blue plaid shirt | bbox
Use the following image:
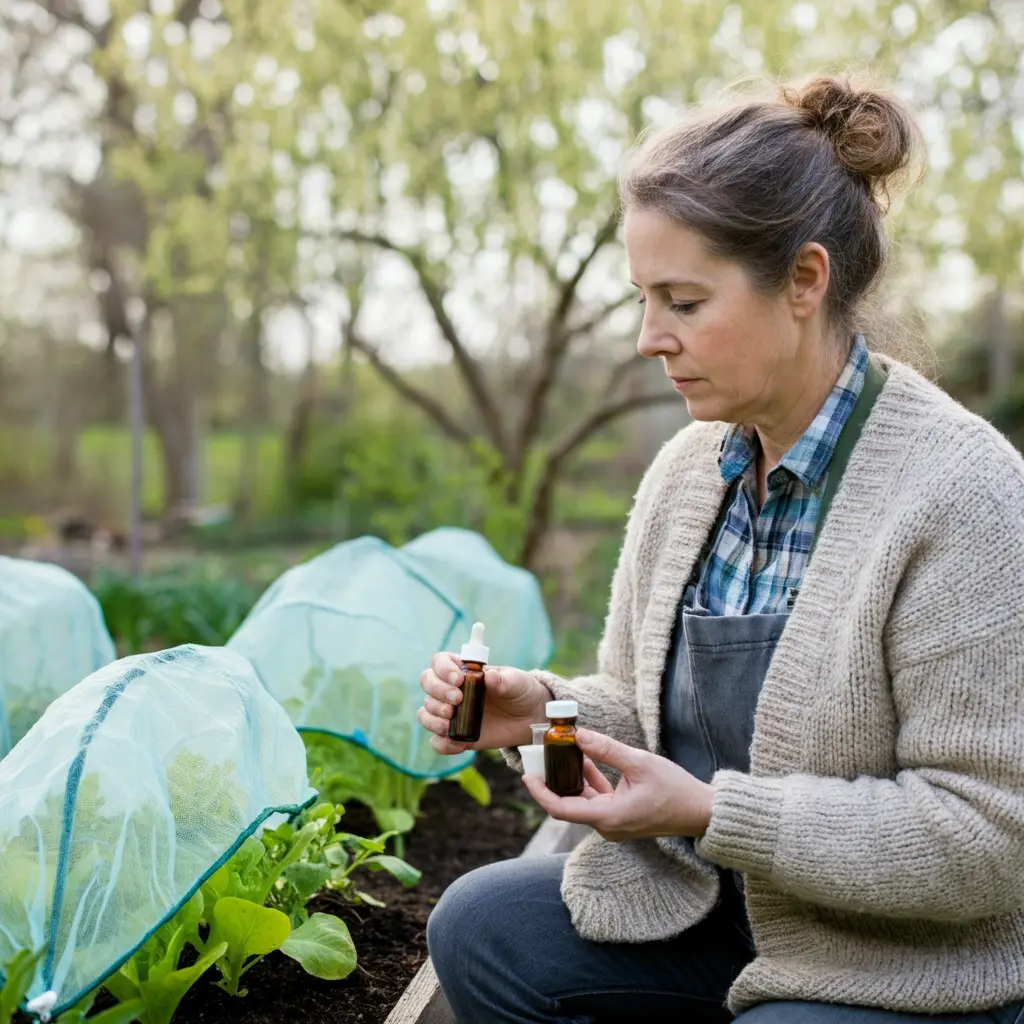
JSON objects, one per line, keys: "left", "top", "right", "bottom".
{"left": 697, "top": 336, "right": 869, "bottom": 616}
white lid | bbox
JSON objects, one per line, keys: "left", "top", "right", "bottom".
{"left": 546, "top": 699, "right": 578, "bottom": 719}
{"left": 460, "top": 621, "right": 489, "bottom": 663}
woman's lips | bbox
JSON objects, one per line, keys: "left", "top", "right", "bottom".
{"left": 670, "top": 377, "right": 701, "bottom": 392}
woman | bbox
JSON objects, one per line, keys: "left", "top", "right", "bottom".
{"left": 417, "top": 76, "right": 1024, "bottom": 1023}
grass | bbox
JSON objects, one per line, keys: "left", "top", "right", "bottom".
{"left": 76, "top": 427, "right": 284, "bottom": 518}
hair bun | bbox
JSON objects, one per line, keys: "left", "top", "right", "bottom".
{"left": 783, "top": 76, "right": 922, "bottom": 204}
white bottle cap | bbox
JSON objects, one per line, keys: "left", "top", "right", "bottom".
{"left": 546, "top": 699, "right": 578, "bottom": 719}
{"left": 460, "top": 621, "right": 489, "bottom": 663}
{"left": 518, "top": 744, "right": 546, "bottom": 778}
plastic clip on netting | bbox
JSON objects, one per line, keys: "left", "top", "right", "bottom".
{"left": 0, "top": 644, "right": 315, "bottom": 1016}
{"left": 0, "top": 557, "right": 115, "bottom": 758}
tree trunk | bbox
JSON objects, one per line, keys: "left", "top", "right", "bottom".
{"left": 236, "top": 312, "right": 267, "bottom": 519}
{"left": 986, "top": 288, "right": 1013, "bottom": 397}
{"left": 518, "top": 465, "right": 557, "bottom": 573}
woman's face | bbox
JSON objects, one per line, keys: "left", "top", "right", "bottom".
{"left": 624, "top": 208, "right": 812, "bottom": 425}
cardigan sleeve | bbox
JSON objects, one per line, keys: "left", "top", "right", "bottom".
{"left": 697, "top": 453, "right": 1024, "bottom": 921}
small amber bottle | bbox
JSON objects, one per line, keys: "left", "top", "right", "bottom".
{"left": 544, "top": 700, "right": 584, "bottom": 796}
{"left": 448, "top": 622, "right": 489, "bottom": 743}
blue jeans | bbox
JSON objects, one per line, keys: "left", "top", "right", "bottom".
{"left": 427, "top": 855, "right": 1024, "bottom": 1024}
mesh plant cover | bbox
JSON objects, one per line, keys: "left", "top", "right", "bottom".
{"left": 0, "top": 557, "right": 115, "bottom": 758}
{"left": 0, "top": 644, "right": 314, "bottom": 1015}
{"left": 402, "top": 527, "right": 553, "bottom": 670}
{"left": 227, "top": 536, "right": 475, "bottom": 778}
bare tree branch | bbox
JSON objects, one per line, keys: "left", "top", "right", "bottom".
{"left": 347, "top": 327, "right": 474, "bottom": 446}
{"left": 566, "top": 290, "right": 637, "bottom": 341}
{"left": 552, "top": 391, "right": 679, "bottom": 466}
{"left": 337, "top": 228, "right": 506, "bottom": 453}
{"left": 597, "top": 351, "right": 647, "bottom": 403}
{"left": 513, "top": 207, "right": 622, "bottom": 467}
{"left": 518, "top": 389, "right": 680, "bottom": 568}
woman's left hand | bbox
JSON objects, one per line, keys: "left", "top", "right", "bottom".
{"left": 523, "top": 728, "right": 715, "bottom": 842}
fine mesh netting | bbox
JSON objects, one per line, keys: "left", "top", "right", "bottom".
{"left": 402, "top": 527, "right": 553, "bottom": 670}
{"left": 0, "top": 557, "right": 115, "bottom": 758}
{"left": 0, "top": 644, "right": 314, "bottom": 1014}
{"left": 227, "top": 536, "right": 473, "bottom": 778}
{"left": 227, "top": 532, "right": 553, "bottom": 780}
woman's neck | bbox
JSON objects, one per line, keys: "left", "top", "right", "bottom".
{"left": 753, "top": 343, "right": 849, "bottom": 473}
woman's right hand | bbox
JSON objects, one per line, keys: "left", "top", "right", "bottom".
{"left": 417, "top": 652, "right": 552, "bottom": 755}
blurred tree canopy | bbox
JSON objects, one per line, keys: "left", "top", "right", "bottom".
{"left": 0, "top": 0, "right": 1022, "bottom": 565}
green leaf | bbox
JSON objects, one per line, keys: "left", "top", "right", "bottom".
{"left": 354, "top": 890, "right": 387, "bottom": 909}
{"left": 81, "top": 999, "right": 145, "bottom": 1024}
{"left": 213, "top": 897, "right": 292, "bottom": 958}
{"left": 139, "top": 941, "right": 227, "bottom": 1024}
{"left": 364, "top": 855, "right": 422, "bottom": 888}
{"left": 209, "top": 898, "right": 291, "bottom": 995}
{"left": 283, "top": 861, "right": 331, "bottom": 903}
{"left": 454, "top": 766, "right": 491, "bottom": 806}
{"left": 104, "top": 969, "right": 141, "bottom": 1006}
{"left": 280, "top": 914, "right": 357, "bottom": 981}
{"left": 0, "top": 947, "right": 45, "bottom": 1024}
{"left": 374, "top": 808, "right": 415, "bottom": 834}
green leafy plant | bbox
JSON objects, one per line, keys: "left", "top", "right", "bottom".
{"left": 92, "top": 800, "right": 418, "bottom": 1017}
{"left": 0, "top": 948, "right": 44, "bottom": 1024}
{"left": 0, "top": 947, "right": 141, "bottom": 1024}
{"left": 92, "top": 571, "right": 262, "bottom": 654}
{"left": 203, "top": 898, "right": 290, "bottom": 997}
{"left": 303, "top": 735, "right": 491, "bottom": 856}
{"left": 195, "top": 801, "right": 419, "bottom": 993}
{"left": 56, "top": 994, "right": 145, "bottom": 1024}
{"left": 103, "top": 892, "right": 226, "bottom": 1024}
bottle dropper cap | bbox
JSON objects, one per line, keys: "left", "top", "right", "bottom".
{"left": 460, "top": 622, "right": 489, "bottom": 663}
{"left": 546, "top": 699, "right": 578, "bottom": 719}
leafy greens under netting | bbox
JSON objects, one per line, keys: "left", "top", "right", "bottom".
{"left": 0, "top": 644, "right": 314, "bottom": 1017}
{"left": 0, "top": 557, "right": 115, "bottom": 758}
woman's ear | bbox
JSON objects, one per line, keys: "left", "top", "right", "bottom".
{"left": 788, "top": 242, "right": 831, "bottom": 320}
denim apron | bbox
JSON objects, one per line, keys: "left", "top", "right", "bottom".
{"left": 661, "top": 357, "right": 886, "bottom": 896}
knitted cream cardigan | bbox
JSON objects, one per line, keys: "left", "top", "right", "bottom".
{"left": 513, "top": 357, "right": 1024, "bottom": 1014}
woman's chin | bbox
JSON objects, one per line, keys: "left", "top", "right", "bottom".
{"left": 683, "top": 396, "right": 730, "bottom": 423}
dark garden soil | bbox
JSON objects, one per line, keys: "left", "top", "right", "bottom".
{"left": 173, "top": 755, "right": 536, "bottom": 1024}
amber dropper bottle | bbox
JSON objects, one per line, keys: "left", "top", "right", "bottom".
{"left": 448, "top": 621, "right": 489, "bottom": 743}
{"left": 544, "top": 699, "right": 584, "bottom": 797}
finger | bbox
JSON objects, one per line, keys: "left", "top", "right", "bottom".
{"left": 522, "top": 775, "right": 613, "bottom": 826}
{"left": 575, "top": 729, "right": 644, "bottom": 774}
{"left": 424, "top": 696, "right": 454, "bottom": 720}
{"left": 430, "top": 652, "right": 465, "bottom": 690}
{"left": 417, "top": 705, "right": 452, "bottom": 738}
{"left": 431, "top": 734, "right": 471, "bottom": 755}
{"left": 583, "top": 756, "right": 614, "bottom": 795}
{"left": 483, "top": 667, "right": 518, "bottom": 697}
{"left": 419, "top": 668, "right": 463, "bottom": 705}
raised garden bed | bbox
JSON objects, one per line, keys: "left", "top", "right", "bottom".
{"left": 167, "top": 754, "right": 540, "bottom": 1024}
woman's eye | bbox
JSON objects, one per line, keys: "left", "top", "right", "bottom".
{"left": 670, "top": 301, "right": 700, "bottom": 315}
{"left": 636, "top": 296, "right": 646, "bottom": 305}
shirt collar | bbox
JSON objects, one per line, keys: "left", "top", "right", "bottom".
{"left": 718, "top": 335, "right": 870, "bottom": 489}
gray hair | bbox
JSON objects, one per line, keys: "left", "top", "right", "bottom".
{"left": 619, "top": 77, "right": 924, "bottom": 340}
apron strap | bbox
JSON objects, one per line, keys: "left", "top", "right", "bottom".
{"left": 809, "top": 354, "right": 887, "bottom": 557}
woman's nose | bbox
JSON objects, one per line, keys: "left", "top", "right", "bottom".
{"left": 636, "top": 310, "right": 680, "bottom": 360}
